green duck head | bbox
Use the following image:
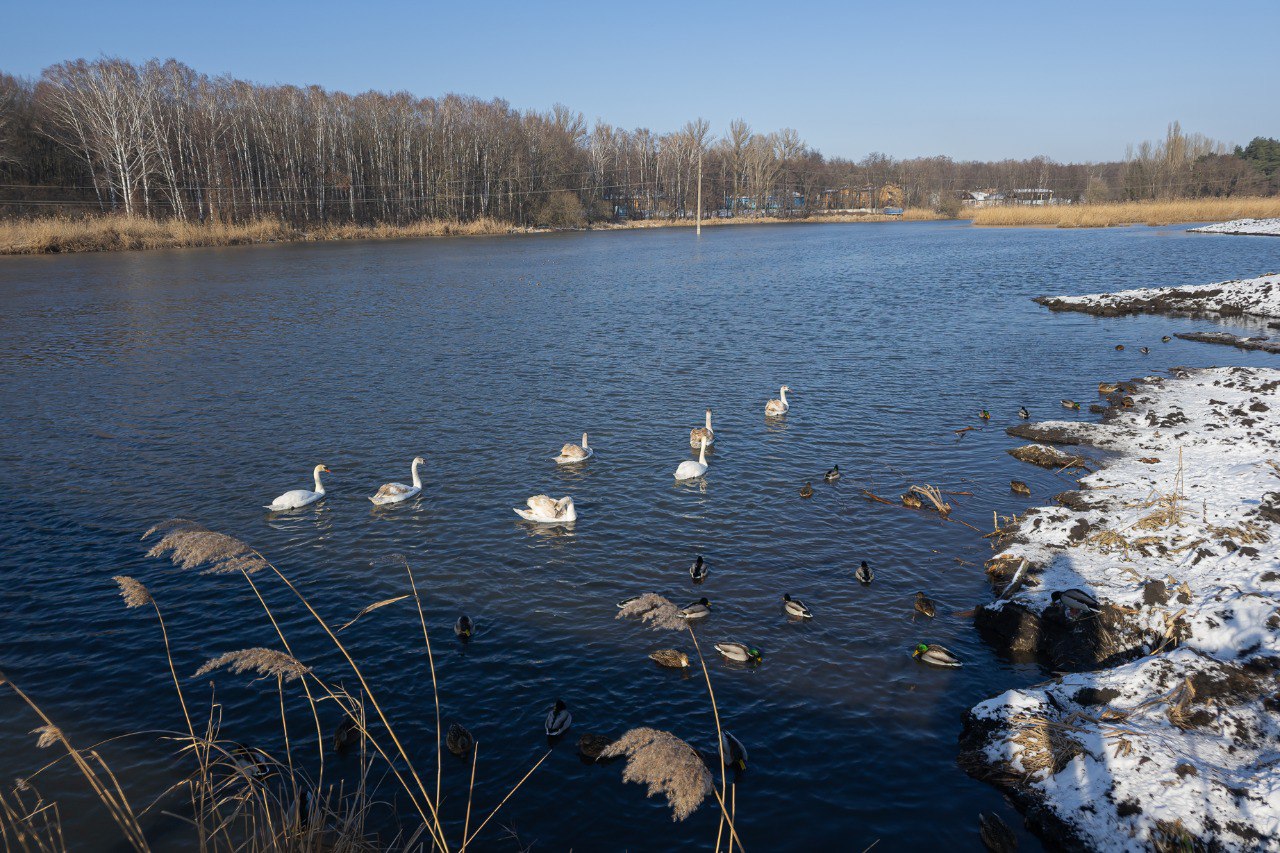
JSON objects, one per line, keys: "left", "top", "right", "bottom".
{"left": 912, "top": 643, "right": 929, "bottom": 658}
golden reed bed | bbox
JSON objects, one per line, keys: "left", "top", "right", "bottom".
{"left": 967, "top": 197, "right": 1280, "bottom": 228}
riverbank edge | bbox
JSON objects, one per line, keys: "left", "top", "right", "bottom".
{"left": 0, "top": 209, "right": 944, "bottom": 256}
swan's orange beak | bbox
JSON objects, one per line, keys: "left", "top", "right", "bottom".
{"left": 322, "top": 466, "right": 332, "bottom": 473}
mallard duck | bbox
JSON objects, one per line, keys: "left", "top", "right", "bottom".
{"left": 1098, "top": 382, "right": 1120, "bottom": 395}
{"left": 902, "top": 492, "right": 923, "bottom": 509}
{"left": 714, "top": 642, "right": 762, "bottom": 663}
{"left": 1010, "top": 480, "right": 1031, "bottom": 496}
{"left": 454, "top": 615, "right": 474, "bottom": 638}
{"left": 577, "top": 733, "right": 614, "bottom": 761}
{"left": 1121, "top": 395, "right": 1134, "bottom": 408}
{"left": 720, "top": 731, "right": 748, "bottom": 770}
{"left": 676, "top": 597, "right": 712, "bottom": 620}
{"left": 1161, "top": 335, "right": 1171, "bottom": 343}
{"left": 1139, "top": 346, "right": 1150, "bottom": 354}
{"left": 979, "top": 812, "right": 1017, "bottom": 853}
{"left": 913, "top": 643, "right": 962, "bottom": 667}
{"left": 856, "top": 560, "right": 873, "bottom": 584}
{"left": 616, "top": 594, "right": 651, "bottom": 609}
{"left": 267, "top": 464, "right": 330, "bottom": 511}
{"left": 764, "top": 385, "right": 791, "bottom": 417}
{"left": 554, "top": 433, "right": 593, "bottom": 465}
{"left": 333, "top": 716, "right": 359, "bottom": 753}
{"left": 824, "top": 465, "right": 841, "bottom": 482}
{"left": 231, "top": 744, "right": 272, "bottom": 778}
{"left": 1115, "top": 344, "right": 1125, "bottom": 351}
{"left": 1018, "top": 407, "right": 1030, "bottom": 419}
{"left": 690, "top": 409, "right": 714, "bottom": 448}
{"left": 675, "top": 438, "right": 709, "bottom": 480}
{"left": 544, "top": 699, "right": 572, "bottom": 737}
{"left": 1052, "top": 588, "right": 1100, "bottom": 618}
{"left": 978, "top": 409, "right": 991, "bottom": 420}
{"left": 369, "top": 457, "right": 424, "bottom": 505}
{"left": 782, "top": 593, "right": 812, "bottom": 619}
{"left": 799, "top": 482, "right": 814, "bottom": 498}
{"left": 1061, "top": 399, "right": 1080, "bottom": 410}
{"left": 514, "top": 495, "right": 576, "bottom": 523}
{"left": 689, "top": 554, "right": 707, "bottom": 582}
{"left": 446, "top": 723, "right": 474, "bottom": 757}
{"left": 914, "top": 592, "right": 936, "bottom": 618}
{"left": 649, "top": 649, "right": 690, "bottom": 669}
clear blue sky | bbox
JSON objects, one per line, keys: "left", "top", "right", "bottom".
{"left": 4, "top": 0, "right": 1276, "bottom": 163}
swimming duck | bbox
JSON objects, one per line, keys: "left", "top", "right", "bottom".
{"left": 782, "top": 593, "right": 812, "bottom": 619}
{"left": 554, "top": 433, "right": 593, "bottom": 465}
{"left": 577, "top": 733, "right": 614, "bottom": 761}
{"left": 1010, "top": 480, "right": 1031, "bottom": 496}
{"left": 764, "top": 385, "right": 791, "bottom": 417}
{"left": 913, "top": 643, "right": 962, "bottom": 667}
{"left": 1162, "top": 335, "right": 1171, "bottom": 343}
{"left": 689, "top": 555, "right": 707, "bottom": 582}
{"left": 824, "top": 465, "right": 841, "bottom": 482}
{"left": 676, "top": 597, "right": 712, "bottom": 620}
{"left": 514, "top": 495, "right": 576, "bottom": 523}
{"left": 1098, "top": 382, "right": 1120, "bottom": 395}
{"left": 856, "top": 560, "right": 874, "bottom": 584}
{"left": 266, "top": 464, "right": 330, "bottom": 511}
{"left": 1052, "top": 588, "right": 1100, "bottom": 619}
{"left": 714, "top": 642, "right": 762, "bottom": 664}
{"left": 675, "top": 438, "right": 710, "bottom": 480}
{"left": 649, "top": 649, "right": 691, "bottom": 669}
{"left": 454, "top": 615, "right": 474, "bottom": 638}
{"left": 369, "top": 457, "right": 424, "bottom": 505}
{"left": 979, "top": 812, "right": 1017, "bottom": 853}
{"left": 1139, "top": 347, "right": 1150, "bottom": 354}
{"left": 978, "top": 409, "right": 991, "bottom": 420}
{"left": 690, "top": 409, "right": 715, "bottom": 448}
{"left": 1120, "top": 395, "right": 1134, "bottom": 408}
{"left": 902, "top": 492, "right": 923, "bottom": 509}
{"left": 1061, "top": 399, "right": 1081, "bottom": 410}
{"left": 231, "top": 744, "right": 272, "bottom": 779}
{"left": 799, "top": 482, "right": 814, "bottom": 498}
{"left": 544, "top": 699, "right": 573, "bottom": 737}
{"left": 1115, "top": 344, "right": 1125, "bottom": 351}
{"left": 914, "top": 592, "right": 936, "bottom": 619}
{"left": 446, "top": 722, "right": 474, "bottom": 757}
{"left": 1018, "top": 407, "right": 1030, "bottom": 419}
{"left": 333, "top": 716, "right": 359, "bottom": 753}
{"left": 720, "top": 731, "right": 748, "bottom": 770}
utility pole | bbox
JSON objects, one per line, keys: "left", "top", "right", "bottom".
{"left": 696, "top": 148, "right": 703, "bottom": 235}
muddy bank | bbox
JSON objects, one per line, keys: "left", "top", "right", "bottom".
{"left": 1034, "top": 272, "right": 1280, "bottom": 320}
{"left": 961, "top": 367, "right": 1280, "bottom": 850}
{"left": 1176, "top": 330, "right": 1280, "bottom": 355}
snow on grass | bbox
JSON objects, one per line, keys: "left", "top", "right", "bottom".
{"left": 968, "top": 367, "right": 1280, "bottom": 850}
{"left": 1190, "top": 218, "right": 1280, "bottom": 237}
{"left": 1037, "top": 272, "right": 1280, "bottom": 319}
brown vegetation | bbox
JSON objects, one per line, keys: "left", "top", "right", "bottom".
{"left": 969, "top": 197, "right": 1280, "bottom": 228}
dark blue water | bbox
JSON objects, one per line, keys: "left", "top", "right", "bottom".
{"left": 0, "top": 222, "right": 1276, "bottom": 851}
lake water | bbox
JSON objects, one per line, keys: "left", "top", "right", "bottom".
{"left": 1, "top": 222, "right": 1277, "bottom": 851}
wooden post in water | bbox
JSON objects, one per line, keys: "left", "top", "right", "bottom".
{"left": 696, "top": 149, "right": 702, "bottom": 235}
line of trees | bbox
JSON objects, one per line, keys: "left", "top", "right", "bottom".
{"left": 0, "top": 58, "right": 1275, "bottom": 227}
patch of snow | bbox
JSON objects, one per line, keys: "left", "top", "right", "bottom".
{"left": 1041, "top": 273, "right": 1280, "bottom": 319}
{"left": 1190, "top": 217, "right": 1280, "bottom": 237}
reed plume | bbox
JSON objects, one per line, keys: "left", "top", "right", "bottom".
{"left": 600, "top": 727, "right": 712, "bottom": 821}
{"left": 142, "top": 519, "right": 267, "bottom": 575}
{"left": 112, "top": 576, "right": 152, "bottom": 609}
{"left": 195, "top": 648, "right": 310, "bottom": 684}
{"left": 30, "top": 725, "right": 62, "bottom": 749}
{"left": 616, "top": 594, "right": 684, "bottom": 631}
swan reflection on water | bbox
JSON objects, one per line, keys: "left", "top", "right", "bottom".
{"left": 265, "top": 502, "right": 333, "bottom": 534}
{"left": 517, "top": 520, "right": 577, "bottom": 540}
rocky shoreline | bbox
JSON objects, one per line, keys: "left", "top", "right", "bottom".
{"left": 1033, "top": 273, "right": 1280, "bottom": 321}
{"left": 961, "top": 365, "right": 1280, "bottom": 850}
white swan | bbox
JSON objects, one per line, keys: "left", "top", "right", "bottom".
{"left": 675, "top": 438, "right": 709, "bottom": 480}
{"left": 689, "top": 409, "right": 714, "bottom": 448}
{"left": 369, "top": 456, "right": 424, "bottom": 505}
{"left": 266, "top": 464, "right": 330, "bottom": 511}
{"left": 765, "top": 385, "right": 792, "bottom": 417}
{"left": 554, "top": 433, "right": 593, "bottom": 465}
{"left": 514, "top": 495, "right": 577, "bottom": 523}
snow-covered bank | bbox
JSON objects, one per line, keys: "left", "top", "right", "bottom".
{"left": 1191, "top": 218, "right": 1280, "bottom": 237}
{"left": 962, "top": 367, "right": 1280, "bottom": 850}
{"left": 1034, "top": 272, "right": 1280, "bottom": 320}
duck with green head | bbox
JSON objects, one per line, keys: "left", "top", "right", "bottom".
{"left": 912, "top": 643, "right": 962, "bottom": 667}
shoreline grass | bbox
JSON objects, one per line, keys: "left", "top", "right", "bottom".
{"left": 967, "top": 197, "right": 1280, "bottom": 228}
{"left": 0, "top": 209, "right": 944, "bottom": 256}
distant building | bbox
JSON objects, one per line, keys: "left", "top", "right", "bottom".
{"left": 1010, "top": 188, "right": 1054, "bottom": 205}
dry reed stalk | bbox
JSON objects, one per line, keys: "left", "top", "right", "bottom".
{"left": 404, "top": 562, "right": 444, "bottom": 818}
{"left": 968, "top": 197, "right": 1280, "bottom": 228}
{"left": 338, "top": 595, "right": 410, "bottom": 632}
{"left": 195, "top": 649, "right": 310, "bottom": 684}
{"left": 598, "top": 728, "right": 713, "bottom": 821}
{"left": 461, "top": 750, "right": 551, "bottom": 849}
{"left": 142, "top": 519, "right": 268, "bottom": 575}
{"left": 686, "top": 629, "right": 744, "bottom": 851}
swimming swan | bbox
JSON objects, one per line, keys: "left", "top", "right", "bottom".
{"left": 266, "top": 465, "right": 330, "bottom": 511}
{"left": 675, "top": 438, "right": 709, "bottom": 480}
{"left": 690, "top": 409, "right": 714, "bottom": 448}
{"left": 765, "top": 385, "right": 792, "bottom": 417}
{"left": 555, "top": 433, "right": 593, "bottom": 465}
{"left": 514, "top": 495, "right": 577, "bottom": 523}
{"left": 369, "top": 456, "right": 424, "bottom": 505}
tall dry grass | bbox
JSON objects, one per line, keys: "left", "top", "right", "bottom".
{"left": 968, "top": 197, "right": 1280, "bottom": 228}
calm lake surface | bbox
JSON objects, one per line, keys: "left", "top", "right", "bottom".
{"left": 1, "top": 222, "right": 1277, "bottom": 851}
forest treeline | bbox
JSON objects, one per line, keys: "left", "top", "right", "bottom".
{"left": 0, "top": 58, "right": 1277, "bottom": 228}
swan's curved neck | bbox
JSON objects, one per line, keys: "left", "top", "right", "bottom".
{"left": 582, "top": 432, "right": 589, "bottom": 450}
{"left": 411, "top": 458, "right": 422, "bottom": 488}
{"left": 698, "top": 441, "right": 707, "bottom": 465}
{"left": 779, "top": 387, "right": 788, "bottom": 405}
{"left": 313, "top": 466, "right": 326, "bottom": 493}
{"left": 705, "top": 410, "right": 712, "bottom": 430}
